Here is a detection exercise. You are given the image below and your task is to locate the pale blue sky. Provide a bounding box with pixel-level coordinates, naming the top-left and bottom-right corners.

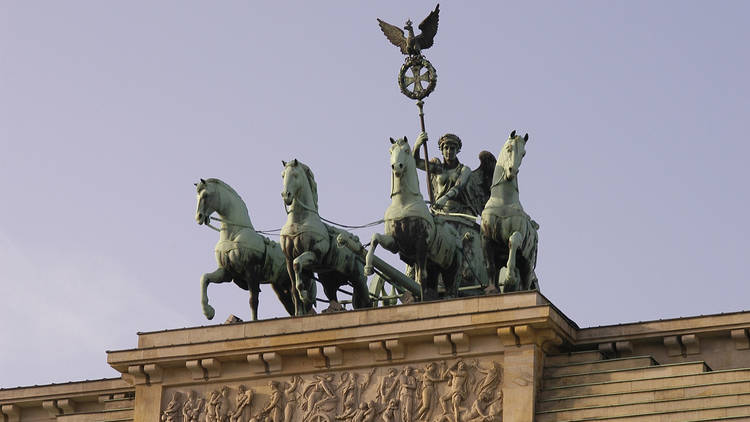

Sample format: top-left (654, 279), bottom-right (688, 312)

top-left (1, 1), bottom-right (748, 388)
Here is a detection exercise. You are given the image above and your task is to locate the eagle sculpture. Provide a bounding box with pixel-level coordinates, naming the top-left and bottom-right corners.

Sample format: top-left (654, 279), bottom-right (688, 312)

top-left (377, 4), bottom-right (440, 57)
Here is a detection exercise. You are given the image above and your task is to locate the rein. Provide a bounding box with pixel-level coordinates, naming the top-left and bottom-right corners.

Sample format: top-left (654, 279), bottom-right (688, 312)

top-left (284, 195), bottom-right (384, 230)
top-left (206, 216), bottom-right (280, 236)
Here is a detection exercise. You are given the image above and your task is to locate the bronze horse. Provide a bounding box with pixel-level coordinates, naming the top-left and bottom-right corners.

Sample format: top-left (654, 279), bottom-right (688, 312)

top-left (280, 159), bottom-right (372, 315)
top-left (195, 178), bottom-right (295, 320)
top-left (365, 137), bottom-right (462, 301)
top-left (481, 131), bottom-right (539, 292)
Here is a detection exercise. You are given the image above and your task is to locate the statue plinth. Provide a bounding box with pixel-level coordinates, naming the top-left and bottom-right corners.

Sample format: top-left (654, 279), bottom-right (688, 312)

top-left (107, 292), bottom-right (567, 422)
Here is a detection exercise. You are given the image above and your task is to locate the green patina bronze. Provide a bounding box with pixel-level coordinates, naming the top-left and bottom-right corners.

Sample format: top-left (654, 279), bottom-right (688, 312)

top-left (366, 136), bottom-right (464, 301)
top-left (195, 178), bottom-right (295, 321)
top-left (191, 6), bottom-right (542, 318)
top-left (481, 131), bottom-right (539, 293)
top-left (280, 159), bottom-right (372, 315)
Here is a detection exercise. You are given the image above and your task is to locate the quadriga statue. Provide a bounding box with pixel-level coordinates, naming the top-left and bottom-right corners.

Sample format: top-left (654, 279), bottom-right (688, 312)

top-left (481, 130), bottom-right (540, 292)
top-left (195, 178), bottom-right (295, 320)
top-left (280, 159), bottom-right (372, 315)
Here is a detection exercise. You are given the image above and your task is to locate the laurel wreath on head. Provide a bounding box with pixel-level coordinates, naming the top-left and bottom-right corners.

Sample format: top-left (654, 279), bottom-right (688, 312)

top-left (398, 56), bottom-right (437, 100)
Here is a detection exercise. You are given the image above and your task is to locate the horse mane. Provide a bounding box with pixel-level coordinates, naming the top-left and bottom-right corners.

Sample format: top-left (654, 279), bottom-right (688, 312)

top-left (205, 178), bottom-right (249, 215)
top-left (300, 163), bottom-right (319, 211)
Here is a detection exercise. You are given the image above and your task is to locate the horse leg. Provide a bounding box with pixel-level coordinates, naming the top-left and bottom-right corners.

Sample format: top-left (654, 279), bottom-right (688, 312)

top-left (284, 259), bottom-right (304, 316)
top-left (320, 275), bottom-right (342, 313)
top-left (482, 235), bottom-right (500, 294)
top-left (270, 273), bottom-right (296, 317)
top-left (365, 233), bottom-right (397, 275)
top-left (247, 280), bottom-right (260, 321)
top-left (200, 267), bottom-right (232, 320)
top-left (293, 251), bottom-right (317, 305)
top-left (520, 238), bottom-right (539, 291)
top-left (504, 231), bottom-right (524, 292)
top-left (441, 252), bottom-right (461, 299)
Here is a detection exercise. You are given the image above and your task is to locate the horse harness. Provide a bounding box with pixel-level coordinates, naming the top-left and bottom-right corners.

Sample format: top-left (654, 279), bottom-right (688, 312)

top-left (214, 236), bottom-right (282, 283)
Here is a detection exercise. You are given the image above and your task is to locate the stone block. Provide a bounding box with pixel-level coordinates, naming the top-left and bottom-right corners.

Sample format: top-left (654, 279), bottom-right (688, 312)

top-left (450, 332), bottom-right (470, 353)
top-left (143, 363), bottom-right (162, 384)
top-left (497, 327), bottom-right (517, 347)
top-left (42, 400), bottom-right (60, 416)
top-left (682, 334), bottom-right (700, 355)
top-left (307, 347), bottom-right (326, 368)
top-left (201, 358), bottom-right (221, 378)
top-left (0, 405), bottom-right (20, 422)
top-left (247, 354), bottom-right (266, 374)
top-left (57, 399), bottom-right (75, 414)
top-left (731, 329), bottom-right (750, 350)
top-left (323, 346), bottom-right (343, 366)
top-left (263, 352), bottom-right (282, 372)
top-left (384, 339), bottom-right (405, 360)
top-left (127, 365), bottom-right (148, 385)
top-left (369, 341), bottom-right (389, 361)
top-left (664, 335), bottom-right (682, 356)
top-left (434, 334), bottom-right (452, 354)
top-left (185, 360), bottom-right (204, 380)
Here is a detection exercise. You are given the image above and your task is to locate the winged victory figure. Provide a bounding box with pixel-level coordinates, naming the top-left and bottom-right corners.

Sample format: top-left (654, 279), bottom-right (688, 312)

top-left (377, 4), bottom-right (440, 57)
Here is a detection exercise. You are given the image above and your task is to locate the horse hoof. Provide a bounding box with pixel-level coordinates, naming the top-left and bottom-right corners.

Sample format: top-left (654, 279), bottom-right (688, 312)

top-left (203, 305), bottom-right (216, 320)
top-left (364, 265), bottom-right (374, 276)
top-left (322, 301), bottom-right (346, 313)
top-left (422, 288), bottom-right (439, 302)
top-left (484, 285), bottom-right (500, 295)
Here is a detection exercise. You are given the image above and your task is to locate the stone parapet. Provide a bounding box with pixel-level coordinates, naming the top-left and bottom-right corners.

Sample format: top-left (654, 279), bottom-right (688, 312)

top-left (106, 292), bottom-right (568, 421)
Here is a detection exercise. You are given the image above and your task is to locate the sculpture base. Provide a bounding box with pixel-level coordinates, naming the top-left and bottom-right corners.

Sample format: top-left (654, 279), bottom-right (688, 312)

top-left (4, 292), bottom-right (750, 422)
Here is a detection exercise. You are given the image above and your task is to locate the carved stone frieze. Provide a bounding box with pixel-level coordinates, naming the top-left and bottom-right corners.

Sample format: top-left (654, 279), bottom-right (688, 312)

top-left (159, 359), bottom-right (502, 422)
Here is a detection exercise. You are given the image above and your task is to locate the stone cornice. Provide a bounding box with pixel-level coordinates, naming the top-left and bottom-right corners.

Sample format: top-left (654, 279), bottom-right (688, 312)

top-left (107, 292), bottom-right (573, 374)
top-left (0, 378), bottom-right (131, 405)
top-left (576, 311), bottom-right (750, 344)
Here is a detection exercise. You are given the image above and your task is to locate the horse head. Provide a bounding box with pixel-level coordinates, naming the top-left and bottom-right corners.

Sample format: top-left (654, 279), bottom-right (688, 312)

top-left (195, 178), bottom-right (251, 229)
top-left (281, 159), bottom-right (319, 211)
top-left (195, 178), bottom-right (214, 225)
top-left (388, 136), bottom-right (422, 199)
top-left (389, 136), bottom-right (412, 178)
top-left (499, 130), bottom-right (529, 180)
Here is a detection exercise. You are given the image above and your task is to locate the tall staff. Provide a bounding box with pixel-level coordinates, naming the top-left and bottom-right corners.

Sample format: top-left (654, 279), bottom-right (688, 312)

top-left (377, 4), bottom-right (440, 203)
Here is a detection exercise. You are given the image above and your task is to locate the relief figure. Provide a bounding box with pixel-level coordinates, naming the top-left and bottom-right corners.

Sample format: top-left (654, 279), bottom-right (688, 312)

top-left (162, 392), bottom-right (182, 422)
top-left (338, 369), bottom-right (375, 418)
top-left (397, 367), bottom-right (417, 422)
top-left (375, 368), bottom-right (399, 406)
top-left (229, 385), bottom-right (254, 422)
top-left (440, 360), bottom-right (471, 422)
top-left (416, 362), bottom-right (443, 420)
top-left (336, 403), bottom-right (368, 422)
top-left (464, 390), bottom-right (502, 422)
top-left (182, 391), bottom-right (205, 422)
top-left (474, 361), bottom-right (501, 399)
top-left (302, 373), bottom-right (338, 420)
top-left (206, 386), bottom-right (229, 422)
top-left (380, 399), bottom-right (399, 422)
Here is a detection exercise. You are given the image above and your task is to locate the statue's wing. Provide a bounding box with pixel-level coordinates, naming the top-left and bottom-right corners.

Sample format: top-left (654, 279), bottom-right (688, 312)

top-left (416, 4), bottom-right (440, 50)
top-left (377, 19), bottom-right (408, 54)
top-left (463, 151), bottom-right (496, 215)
